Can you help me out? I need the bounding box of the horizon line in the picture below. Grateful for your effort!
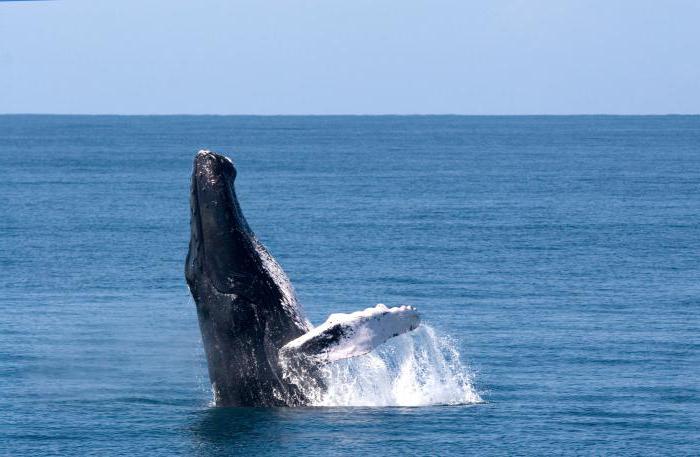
[1,112,699,117]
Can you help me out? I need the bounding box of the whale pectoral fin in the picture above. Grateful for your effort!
[279,304,420,364]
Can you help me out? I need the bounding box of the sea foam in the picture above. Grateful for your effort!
[291,325,482,407]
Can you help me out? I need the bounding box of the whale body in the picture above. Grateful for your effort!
[185,150,419,407]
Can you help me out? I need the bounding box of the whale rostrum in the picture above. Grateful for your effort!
[185,150,420,407]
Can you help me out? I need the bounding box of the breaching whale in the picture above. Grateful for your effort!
[185,150,419,407]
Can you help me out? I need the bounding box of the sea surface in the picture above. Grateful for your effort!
[1,115,698,455]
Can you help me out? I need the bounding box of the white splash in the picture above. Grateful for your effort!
[290,325,482,407]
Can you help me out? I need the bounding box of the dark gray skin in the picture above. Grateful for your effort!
[185,150,312,407]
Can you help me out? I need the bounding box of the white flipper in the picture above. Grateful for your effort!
[280,304,420,363]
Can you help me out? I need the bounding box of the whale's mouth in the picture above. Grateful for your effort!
[187,150,257,295]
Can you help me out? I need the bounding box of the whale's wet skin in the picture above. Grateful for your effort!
[186,150,422,406]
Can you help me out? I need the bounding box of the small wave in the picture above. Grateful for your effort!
[298,325,482,407]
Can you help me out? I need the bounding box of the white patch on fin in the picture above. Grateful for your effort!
[280,304,420,363]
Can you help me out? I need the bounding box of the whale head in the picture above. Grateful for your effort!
[186,150,253,295]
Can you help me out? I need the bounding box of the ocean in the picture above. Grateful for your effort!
[1,115,698,455]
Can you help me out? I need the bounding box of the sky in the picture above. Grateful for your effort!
[0,0,699,114]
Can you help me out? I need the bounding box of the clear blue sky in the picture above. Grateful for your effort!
[1,0,699,114]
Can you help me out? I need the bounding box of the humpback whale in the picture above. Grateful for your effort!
[186,150,419,407]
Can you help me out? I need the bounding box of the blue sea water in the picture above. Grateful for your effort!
[1,115,699,455]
